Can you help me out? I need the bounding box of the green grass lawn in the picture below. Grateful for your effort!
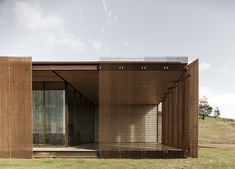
[0,147,235,169]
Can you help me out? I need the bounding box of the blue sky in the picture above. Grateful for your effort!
[0,0,234,118]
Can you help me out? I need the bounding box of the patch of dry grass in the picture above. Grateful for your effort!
[199,117,235,144]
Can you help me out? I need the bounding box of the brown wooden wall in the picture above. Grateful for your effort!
[0,57,32,158]
[161,59,198,157]
[183,59,199,157]
[98,63,184,145]
[161,80,183,149]
[99,70,160,144]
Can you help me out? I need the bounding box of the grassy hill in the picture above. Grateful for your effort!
[199,117,235,144]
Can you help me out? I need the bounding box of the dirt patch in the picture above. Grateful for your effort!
[199,143,235,149]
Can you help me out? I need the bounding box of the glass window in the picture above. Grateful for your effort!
[33,90,65,145]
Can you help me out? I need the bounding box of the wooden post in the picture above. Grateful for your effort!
[65,82,69,147]
[156,104,159,143]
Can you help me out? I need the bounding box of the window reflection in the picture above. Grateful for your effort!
[33,90,65,145]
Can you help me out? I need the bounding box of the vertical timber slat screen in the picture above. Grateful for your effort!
[99,68,160,144]
[0,57,32,158]
[0,58,10,158]
[161,59,198,157]
[183,59,199,157]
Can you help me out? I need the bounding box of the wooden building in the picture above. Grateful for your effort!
[0,56,198,159]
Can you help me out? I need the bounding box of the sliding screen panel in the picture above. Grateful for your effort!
[9,57,32,158]
[99,69,157,144]
[0,57,32,158]
[184,59,199,157]
[0,58,11,158]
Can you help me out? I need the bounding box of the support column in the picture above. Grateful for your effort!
[65,82,69,147]
[156,104,159,143]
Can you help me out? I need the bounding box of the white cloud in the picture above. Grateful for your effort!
[199,62,211,72]
[215,65,228,72]
[218,67,228,72]
[113,16,118,22]
[210,93,235,119]
[199,86,210,98]
[102,0,108,13]
[13,1,85,54]
[124,42,129,46]
[13,1,62,29]
[102,0,118,27]
[200,86,235,119]
[210,93,235,106]
[93,40,102,50]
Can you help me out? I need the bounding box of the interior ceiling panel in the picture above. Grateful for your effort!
[99,71,183,105]
[56,71,99,104]
[32,64,184,105]
[33,71,63,81]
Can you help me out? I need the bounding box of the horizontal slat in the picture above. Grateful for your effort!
[33,151,97,158]
[33,65,98,71]
[99,63,186,71]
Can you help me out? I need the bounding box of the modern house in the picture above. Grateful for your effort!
[0,56,198,159]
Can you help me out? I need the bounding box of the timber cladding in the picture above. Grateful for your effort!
[0,57,32,158]
[184,59,199,157]
[0,57,198,159]
[98,64,184,145]
[161,59,199,157]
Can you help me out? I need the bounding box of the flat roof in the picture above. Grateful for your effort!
[32,56,188,65]
[32,61,187,65]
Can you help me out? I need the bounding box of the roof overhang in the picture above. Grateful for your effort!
[32,61,187,105]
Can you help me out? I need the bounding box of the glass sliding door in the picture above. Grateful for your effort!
[33,90,65,146]
[32,90,45,145]
[44,90,65,145]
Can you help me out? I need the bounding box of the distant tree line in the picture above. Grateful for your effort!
[199,96,220,119]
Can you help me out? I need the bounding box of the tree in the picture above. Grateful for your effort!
[199,96,213,119]
[213,107,220,118]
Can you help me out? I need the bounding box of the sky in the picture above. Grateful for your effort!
[0,0,234,119]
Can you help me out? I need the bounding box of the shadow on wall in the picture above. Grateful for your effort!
[100,104,157,143]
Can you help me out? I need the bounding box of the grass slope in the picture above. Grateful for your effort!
[199,117,235,144]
